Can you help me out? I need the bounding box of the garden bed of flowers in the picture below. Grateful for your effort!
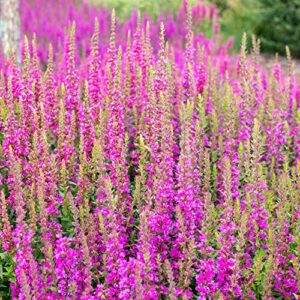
[0,0,300,299]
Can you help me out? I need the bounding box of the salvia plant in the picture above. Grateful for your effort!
[0,0,299,299]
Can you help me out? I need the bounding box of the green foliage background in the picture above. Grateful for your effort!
[89,0,198,19]
[215,0,262,52]
[255,0,300,57]
[216,0,300,57]
[90,0,300,57]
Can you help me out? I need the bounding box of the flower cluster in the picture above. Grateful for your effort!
[0,0,300,299]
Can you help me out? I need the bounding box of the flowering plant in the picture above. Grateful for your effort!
[0,0,299,299]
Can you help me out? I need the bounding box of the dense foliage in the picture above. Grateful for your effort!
[89,0,300,57]
[212,0,300,57]
[89,0,187,19]
[0,0,300,299]
[255,0,300,57]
